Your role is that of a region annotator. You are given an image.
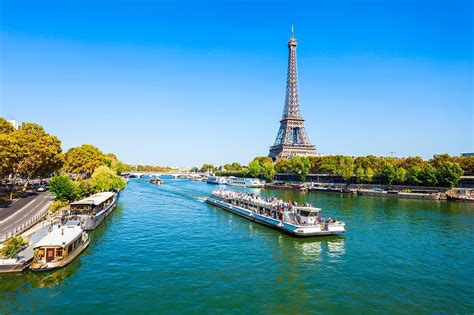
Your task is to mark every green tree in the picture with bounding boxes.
[76,178,96,199]
[289,156,310,181]
[0,236,27,259]
[430,154,452,169]
[200,164,214,173]
[365,167,374,182]
[395,167,407,184]
[407,166,423,186]
[452,156,474,174]
[63,144,106,177]
[400,156,428,170]
[355,167,365,183]
[247,159,262,177]
[91,166,127,192]
[190,166,199,173]
[381,163,396,185]
[420,165,438,186]
[49,174,78,202]
[247,157,273,178]
[436,161,463,188]
[308,156,323,173]
[319,156,338,174]
[354,156,370,170]
[231,162,242,171]
[336,155,355,180]
[275,159,291,173]
[365,155,385,174]
[261,160,275,181]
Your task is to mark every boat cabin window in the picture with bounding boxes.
[56,248,63,257]
[299,210,310,217]
[71,204,92,211]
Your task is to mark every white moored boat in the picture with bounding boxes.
[227,177,264,188]
[68,192,117,230]
[207,176,228,185]
[206,190,345,237]
[31,225,89,271]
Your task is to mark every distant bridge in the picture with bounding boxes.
[123,171,208,180]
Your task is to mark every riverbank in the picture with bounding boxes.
[263,181,474,202]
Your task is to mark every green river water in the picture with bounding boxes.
[1,179,473,314]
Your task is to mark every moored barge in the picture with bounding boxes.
[31,225,89,271]
[68,192,117,230]
[206,190,345,237]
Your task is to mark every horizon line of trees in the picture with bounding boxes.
[205,154,472,188]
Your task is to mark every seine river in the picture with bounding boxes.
[1,179,473,313]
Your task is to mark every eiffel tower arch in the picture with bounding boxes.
[269,28,316,160]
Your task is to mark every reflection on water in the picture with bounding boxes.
[289,237,345,262]
[294,239,322,259]
[327,238,346,260]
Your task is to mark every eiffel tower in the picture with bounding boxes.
[269,27,316,160]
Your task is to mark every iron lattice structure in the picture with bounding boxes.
[269,29,316,160]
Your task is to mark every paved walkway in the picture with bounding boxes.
[0,192,52,239]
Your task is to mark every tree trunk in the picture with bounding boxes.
[23,178,30,192]
[10,177,15,200]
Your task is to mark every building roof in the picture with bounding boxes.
[35,226,83,248]
[71,191,115,206]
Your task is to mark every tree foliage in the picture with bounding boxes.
[289,156,310,181]
[275,159,291,173]
[355,167,365,183]
[200,164,215,173]
[90,166,127,192]
[223,162,242,171]
[0,236,27,259]
[452,156,474,174]
[63,144,106,177]
[420,164,438,186]
[395,167,407,184]
[49,174,78,202]
[0,118,14,134]
[381,163,396,185]
[436,161,463,188]
[0,122,63,198]
[247,159,262,178]
[268,153,465,187]
[407,166,423,186]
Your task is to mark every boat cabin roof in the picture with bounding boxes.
[71,191,115,206]
[35,226,83,248]
[295,206,321,213]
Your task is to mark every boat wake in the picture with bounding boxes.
[196,197,207,203]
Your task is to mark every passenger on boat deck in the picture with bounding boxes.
[214,190,300,211]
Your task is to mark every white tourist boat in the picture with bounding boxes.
[206,190,345,237]
[68,192,117,230]
[207,176,228,185]
[227,177,264,188]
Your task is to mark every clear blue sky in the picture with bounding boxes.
[0,0,472,167]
